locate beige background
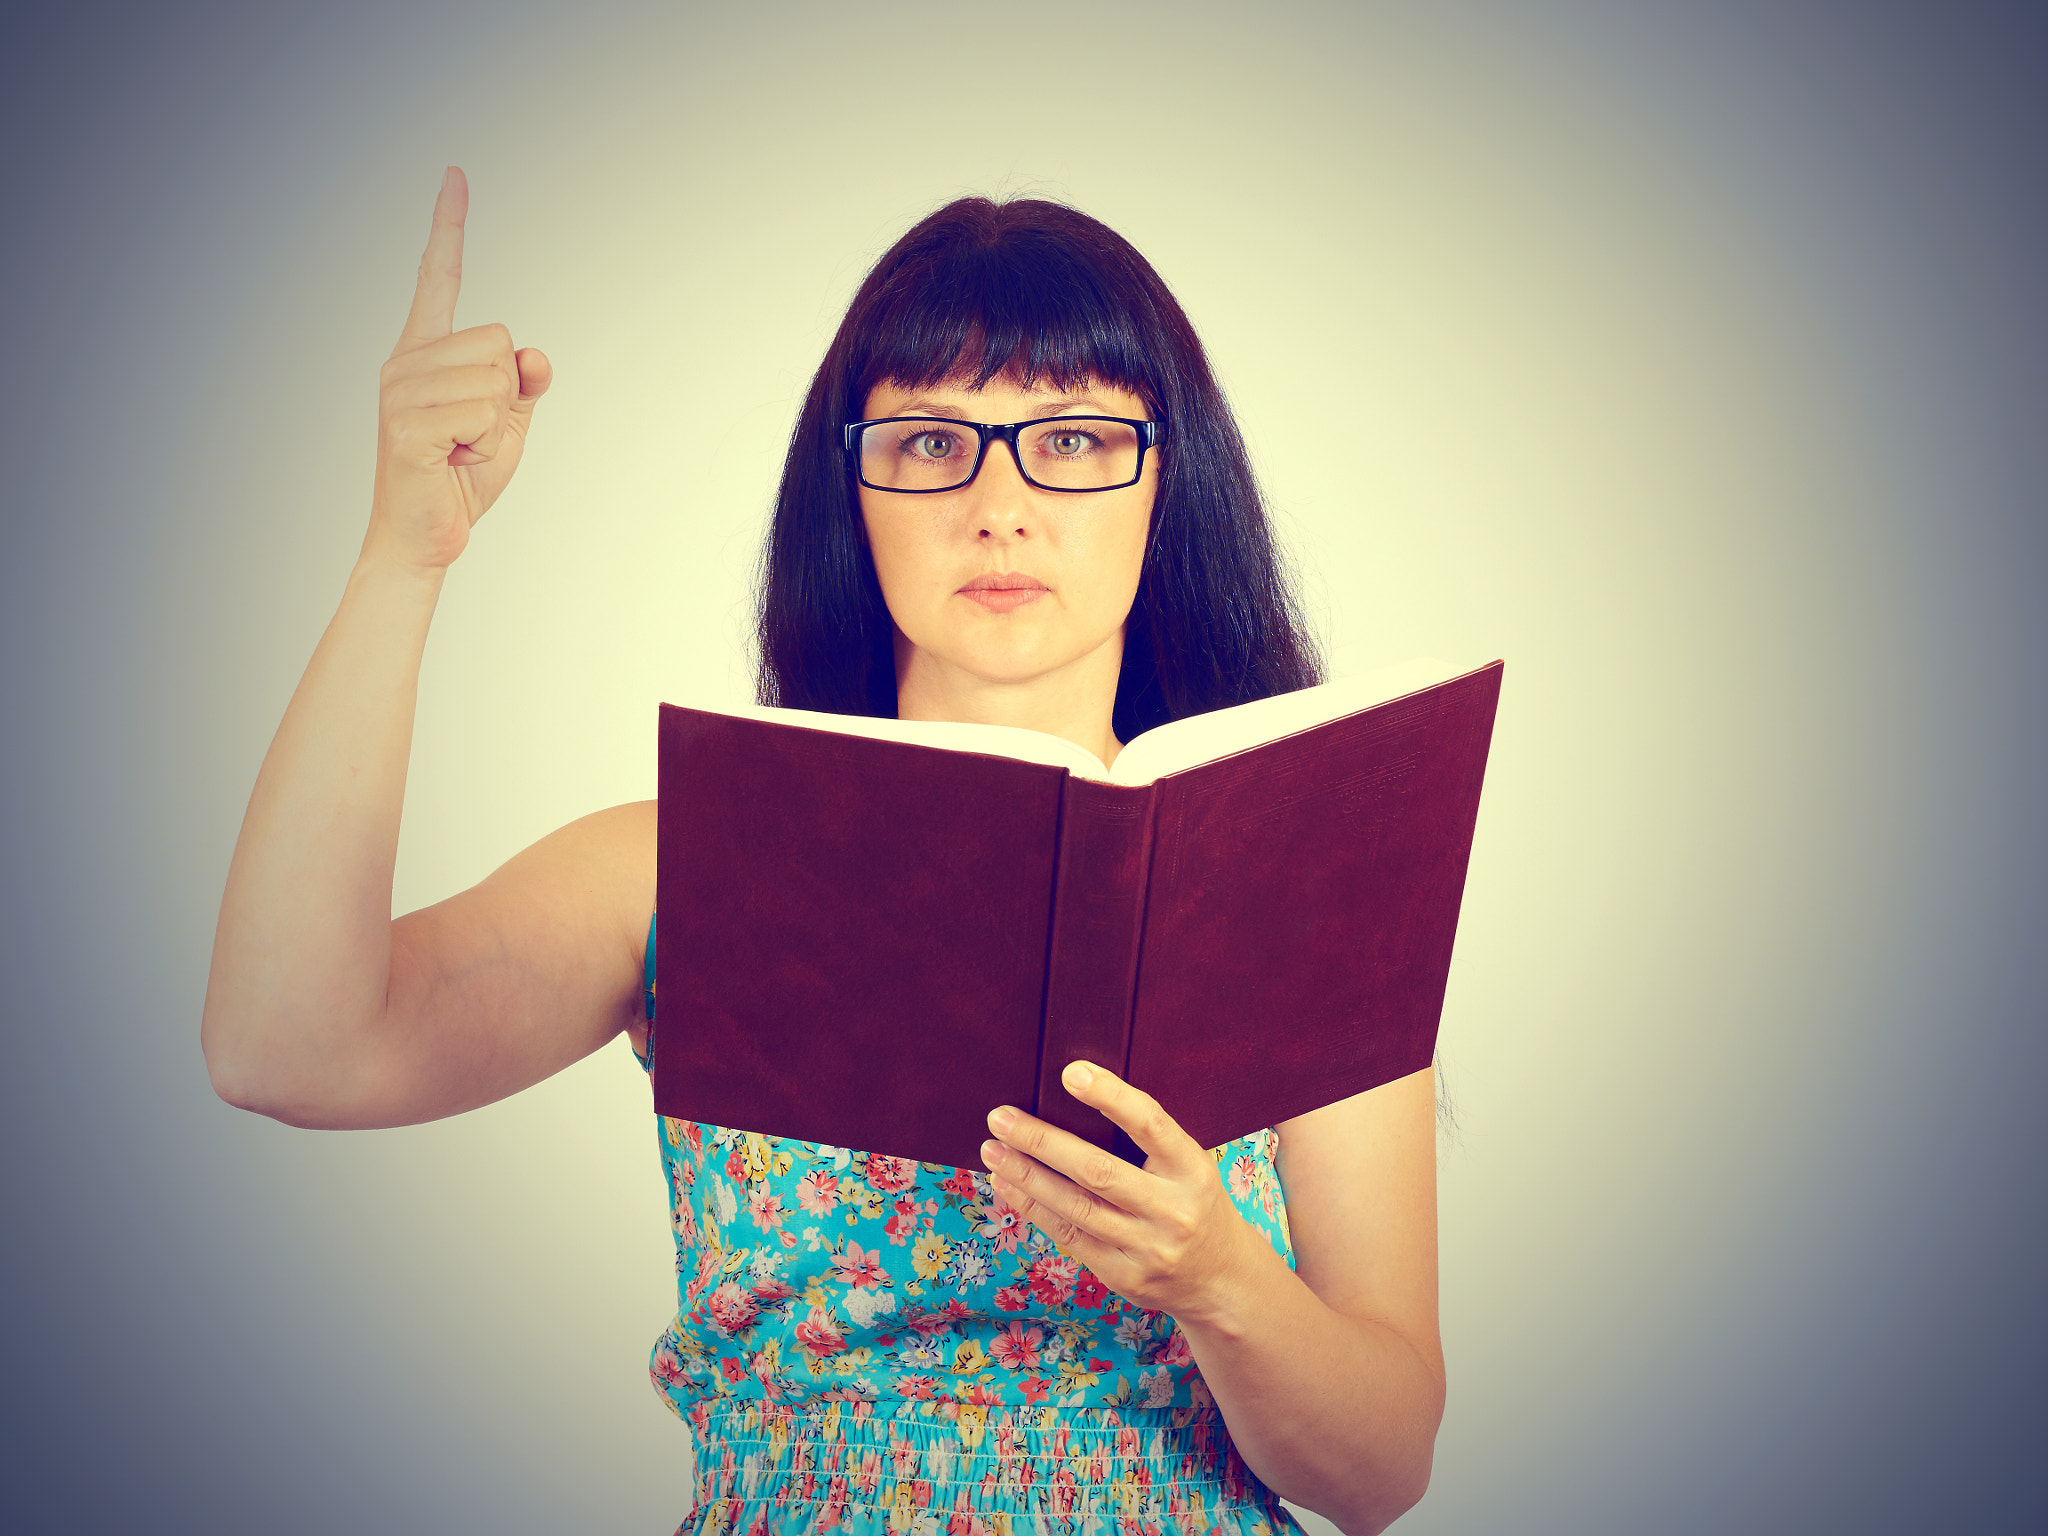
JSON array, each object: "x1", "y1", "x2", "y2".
[{"x1": 2, "y1": 2, "x2": 2042, "y2": 1531}]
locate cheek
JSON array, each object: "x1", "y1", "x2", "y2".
[
  {"x1": 1054, "y1": 509, "x2": 1149, "y2": 637},
  {"x1": 858, "y1": 496, "x2": 904, "y2": 584},
  {"x1": 1086, "y1": 495, "x2": 1153, "y2": 602},
  {"x1": 859, "y1": 501, "x2": 942, "y2": 623}
]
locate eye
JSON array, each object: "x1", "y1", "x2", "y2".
[
  {"x1": 1047, "y1": 432, "x2": 1094, "y2": 456},
  {"x1": 906, "y1": 430, "x2": 965, "y2": 460}
]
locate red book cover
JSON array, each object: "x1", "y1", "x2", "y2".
[{"x1": 654, "y1": 661, "x2": 1502, "y2": 1168}]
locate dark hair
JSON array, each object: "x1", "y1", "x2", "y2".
[{"x1": 753, "y1": 196, "x2": 1323, "y2": 743}]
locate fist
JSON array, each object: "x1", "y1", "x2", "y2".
[{"x1": 364, "y1": 167, "x2": 551, "y2": 571}]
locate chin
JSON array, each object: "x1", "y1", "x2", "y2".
[
  {"x1": 903, "y1": 614, "x2": 1118, "y2": 692},
  {"x1": 931, "y1": 616, "x2": 1044, "y2": 655},
  {"x1": 944, "y1": 636, "x2": 1081, "y2": 686},
  {"x1": 960, "y1": 654, "x2": 1069, "y2": 687}
]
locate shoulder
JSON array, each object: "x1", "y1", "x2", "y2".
[
  {"x1": 1272, "y1": 1065, "x2": 1434, "y2": 1184},
  {"x1": 555, "y1": 796, "x2": 656, "y2": 848},
  {"x1": 498, "y1": 797, "x2": 654, "y2": 894},
  {"x1": 550, "y1": 797, "x2": 656, "y2": 1033},
  {"x1": 476, "y1": 797, "x2": 655, "y2": 938},
  {"x1": 404, "y1": 796, "x2": 657, "y2": 1025},
  {"x1": 554, "y1": 798, "x2": 656, "y2": 1055}
]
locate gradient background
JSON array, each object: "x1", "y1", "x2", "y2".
[{"x1": 3, "y1": 2, "x2": 2043, "y2": 1531}]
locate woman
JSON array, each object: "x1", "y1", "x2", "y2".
[{"x1": 202, "y1": 168, "x2": 1446, "y2": 1535}]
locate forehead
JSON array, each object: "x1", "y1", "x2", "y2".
[{"x1": 863, "y1": 371, "x2": 1148, "y2": 419}]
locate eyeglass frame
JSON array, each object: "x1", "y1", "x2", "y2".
[{"x1": 841, "y1": 414, "x2": 1167, "y2": 495}]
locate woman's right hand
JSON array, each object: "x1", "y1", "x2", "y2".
[{"x1": 366, "y1": 166, "x2": 552, "y2": 571}]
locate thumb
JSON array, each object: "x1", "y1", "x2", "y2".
[{"x1": 513, "y1": 346, "x2": 553, "y2": 406}]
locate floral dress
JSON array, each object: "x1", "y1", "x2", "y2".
[{"x1": 638, "y1": 913, "x2": 1309, "y2": 1536}]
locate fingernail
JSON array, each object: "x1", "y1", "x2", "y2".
[
  {"x1": 980, "y1": 1139, "x2": 1003, "y2": 1165},
  {"x1": 1064, "y1": 1061, "x2": 1094, "y2": 1090},
  {"x1": 988, "y1": 1106, "x2": 1016, "y2": 1133}
]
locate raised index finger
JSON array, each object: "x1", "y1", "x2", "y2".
[{"x1": 397, "y1": 166, "x2": 467, "y2": 349}]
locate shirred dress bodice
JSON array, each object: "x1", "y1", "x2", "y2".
[{"x1": 638, "y1": 912, "x2": 1307, "y2": 1535}]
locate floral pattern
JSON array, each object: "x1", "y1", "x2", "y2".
[{"x1": 640, "y1": 913, "x2": 1305, "y2": 1535}]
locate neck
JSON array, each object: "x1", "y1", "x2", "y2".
[{"x1": 893, "y1": 628, "x2": 1126, "y2": 770}]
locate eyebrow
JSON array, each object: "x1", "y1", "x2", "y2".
[{"x1": 886, "y1": 395, "x2": 1118, "y2": 419}]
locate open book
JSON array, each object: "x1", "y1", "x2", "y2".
[{"x1": 653, "y1": 657, "x2": 1503, "y2": 1168}]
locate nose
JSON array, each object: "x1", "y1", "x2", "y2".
[{"x1": 964, "y1": 432, "x2": 1036, "y2": 538}]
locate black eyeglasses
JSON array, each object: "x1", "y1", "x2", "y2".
[{"x1": 843, "y1": 415, "x2": 1166, "y2": 494}]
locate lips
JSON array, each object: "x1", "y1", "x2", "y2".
[
  {"x1": 958, "y1": 573, "x2": 1048, "y2": 593},
  {"x1": 959, "y1": 575, "x2": 1047, "y2": 613}
]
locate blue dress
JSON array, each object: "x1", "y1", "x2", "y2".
[{"x1": 638, "y1": 912, "x2": 1309, "y2": 1535}]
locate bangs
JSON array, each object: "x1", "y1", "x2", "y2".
[{"x1": 850, "y1": 232, "x2": 1160, "y2": 410}]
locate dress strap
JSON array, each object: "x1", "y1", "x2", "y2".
[{"x1": 636, "y1": 910, "x2": 657, "y2": 1073}]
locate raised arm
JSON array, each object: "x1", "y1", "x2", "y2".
[{"x1": 201, "y1": 169, "x2": 654, "y2": 1130}]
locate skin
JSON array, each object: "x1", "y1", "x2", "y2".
[
  {"x1": 857, "y1": 371, "x2": 1155, "y2": 770},
  {"x1": 200, "y1": 169, "x2": 1444, "y2": 1534}
]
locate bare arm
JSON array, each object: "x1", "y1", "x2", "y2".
[
  {"x1": 201, "y1": 169, "x2": 650, "y2": 1128},
  {"x1": 1172, "y1": 1069, "x2": 1444, "y2": 1532},
  {"x1": 981, "y1": 1064, "x2": 1443, "y2": 1534}
]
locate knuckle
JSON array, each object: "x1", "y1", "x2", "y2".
[{"x1": 1080, "y1": 1155, "x2": 1119, "y2": 1191}]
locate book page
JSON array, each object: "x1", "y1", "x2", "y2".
[
  {"x1": 700, "y1": 703, "x2": 1113, "y2": 779},
  {"x1": 1104, "y1": 657, "x2": 1474, "y2": 785},
  {"x1": 674, "y1": 656, "x2": 1481, "y2": 785}
]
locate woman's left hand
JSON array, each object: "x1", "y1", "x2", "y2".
[{"x1": 982, "y1": 1060, "x2": 1266, "y2": 1323}]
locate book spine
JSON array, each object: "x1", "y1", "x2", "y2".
[{"x1": 1036, "y1": 777, "x2": 1157, "y2": 1156}]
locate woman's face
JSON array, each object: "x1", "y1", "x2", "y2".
[{"x1": 856, "y1": 371, "x2": 1159, "y2": 703}]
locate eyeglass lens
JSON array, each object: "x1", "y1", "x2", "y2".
[{"x1": 859, "y1": 419, "x2": 1143, "y2": 491}]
